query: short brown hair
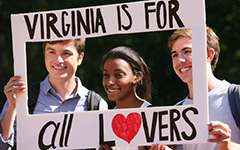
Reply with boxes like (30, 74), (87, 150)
(168, 27), (220, 71)
(42, 39), (86, 55)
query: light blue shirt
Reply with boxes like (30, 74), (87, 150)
(0, 75), (108, 149)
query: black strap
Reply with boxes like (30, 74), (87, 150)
(228, 84), (240, 129)
(87, 90), (101, 111)
(28, 82), (40, 114)
(84, 90), (101, 150)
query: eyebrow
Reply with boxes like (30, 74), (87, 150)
(171, 47), (192, 54)
(182, 47), (191, 51)
(103, 68), (123, 72)
(46, 47), (55, 51)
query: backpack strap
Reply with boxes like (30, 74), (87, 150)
(28, 82), (40, 114)
(87, 90), (101, 111)
(228, 84), (240, 129)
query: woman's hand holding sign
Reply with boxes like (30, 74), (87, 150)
(149, 144), (173, 150)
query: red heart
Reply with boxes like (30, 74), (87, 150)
(111, 112), (142, 144)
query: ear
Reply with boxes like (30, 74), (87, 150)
(78, 52), (84, 66)
(207, 48), (215, 63)
(133, 71), (143, 84)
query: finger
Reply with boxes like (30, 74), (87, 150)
(208, 137), (230, 143)
(209, 129), (231, 138)
(6, 76), (21, 85)
(149, 145), (156, 150)
(151, 144), (168, 150)
(99, 145), (112, 150)
(150, 144), (160, 150)
(4, 79), (26, 92)
(4, 84), (26, 94)
(208, 126), (231, 137)
(208, 122), (230, 133)
(208, 138), (221, 143)
(208, 121), (228, 128)
(4, 84), (26, 100)
(137, 146), (147, 150)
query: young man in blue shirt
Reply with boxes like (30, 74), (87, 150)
(0, 39), (108, 149)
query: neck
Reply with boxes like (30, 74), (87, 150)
(49, 76), (77, 100)
(188, 69), (221, 99)
(116, 96), (143, 109)
(207, 70), (221, 92)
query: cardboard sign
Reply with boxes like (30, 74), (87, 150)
(11, 0), (208, 149)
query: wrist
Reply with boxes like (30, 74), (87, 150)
(218, 140), (231, 150)
(7, 105), (17, 115)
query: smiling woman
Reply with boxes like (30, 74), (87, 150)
(102, 46), (152, 109)
(101, 46), (152, 150)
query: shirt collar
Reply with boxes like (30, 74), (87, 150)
(75, 77), (89, 98)
(41, 75), (89, 98)
(41, 75), (52, 95)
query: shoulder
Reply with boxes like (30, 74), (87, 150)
(99, 98), (108, 110)
(208, 80), (231, 98)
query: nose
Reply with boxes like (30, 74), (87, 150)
(178, 57), (186, 62)
(178, 54), (186, 63)
(57, 55), (64, 63)
(107, 76), (115, 85)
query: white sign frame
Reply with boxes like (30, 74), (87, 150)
(11, 0), (208, 149)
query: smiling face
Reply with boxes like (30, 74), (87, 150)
(171, 37), (193, 85)
(102, 58), (137, 101)
(44, 41), (83, 83)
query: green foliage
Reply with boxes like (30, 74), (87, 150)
(0, 0), (240, 110)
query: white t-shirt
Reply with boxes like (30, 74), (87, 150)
(175, 80), (240, 150)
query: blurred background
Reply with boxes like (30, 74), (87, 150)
(0, 0), (240, 109)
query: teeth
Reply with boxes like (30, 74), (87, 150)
(54, 66), (65, 70)
(180, 67), (189, 73)
(108, 88), (119, 92)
